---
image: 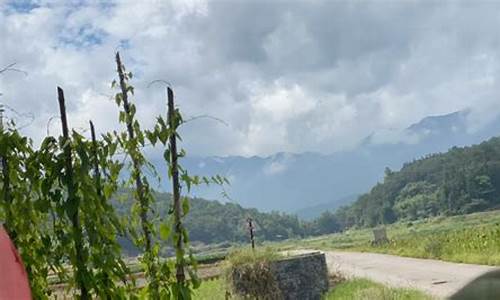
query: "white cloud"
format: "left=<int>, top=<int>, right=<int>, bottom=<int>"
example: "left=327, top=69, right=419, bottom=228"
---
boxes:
left=263, top=161, right=287, bottom=175
left=2, top=1, right=500, bottom=156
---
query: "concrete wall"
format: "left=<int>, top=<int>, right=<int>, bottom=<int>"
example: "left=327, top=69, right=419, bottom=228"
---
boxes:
left=232, top=252, right=329, bottom=300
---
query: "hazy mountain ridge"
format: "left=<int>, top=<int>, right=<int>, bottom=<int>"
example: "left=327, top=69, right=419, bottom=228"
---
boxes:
left=160, top=110, right=500, bottom=218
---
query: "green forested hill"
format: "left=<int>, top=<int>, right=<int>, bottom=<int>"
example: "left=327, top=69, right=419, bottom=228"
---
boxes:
left=334, top=137, right=500, bottom=229
left=115, top=136, right=500, bottom=250
left=113, top=190, right=306, bottom=253
left=182, top=195, right=305, bottom=243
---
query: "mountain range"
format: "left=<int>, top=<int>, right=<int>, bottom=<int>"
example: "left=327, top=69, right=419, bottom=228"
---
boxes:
left=156, top=110, right=500, bottom=219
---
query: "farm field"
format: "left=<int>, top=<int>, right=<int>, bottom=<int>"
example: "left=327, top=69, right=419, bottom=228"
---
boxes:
left=270, top=210, right=500, bottom=266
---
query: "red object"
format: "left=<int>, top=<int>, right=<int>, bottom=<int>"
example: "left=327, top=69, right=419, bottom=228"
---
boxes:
left=0, top=225, right=32, bottom=300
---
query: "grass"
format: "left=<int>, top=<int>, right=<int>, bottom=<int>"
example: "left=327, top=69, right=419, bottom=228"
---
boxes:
left=194, top=278, right=432, bottom=300
left=270, top=210, right=500, bottom=266
left=225, top=246, right=281, bottom=268
left=194, top=279, right=227, bottom=300
left=325, top=278, right=433, bottom=300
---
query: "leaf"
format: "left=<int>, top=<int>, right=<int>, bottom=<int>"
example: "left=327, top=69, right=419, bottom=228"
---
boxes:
left=119, top=111, right=126, bottom=123
left=115, top=93, right=122, bottom=105
left=182, top=197, right=190, bottom=216
left=163, top=149, right=171, bottom=163
left=159, top=222, right=171, bottom=240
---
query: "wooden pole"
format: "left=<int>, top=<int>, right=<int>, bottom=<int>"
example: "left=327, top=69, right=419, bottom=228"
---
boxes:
left=247, top=218, right=255, bottom=250
left=89, top=121, right=102, bottom=198
left=115, top=52, right=158, bottom=297
left=115, top=52, right=153, bottom=254
left=57, top=87, right=89, bottom=300
left=167, top=87, right=186, bottom=283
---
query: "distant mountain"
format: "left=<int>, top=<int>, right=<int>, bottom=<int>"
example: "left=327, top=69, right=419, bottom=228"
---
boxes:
left=295, top=194, right=358, bottom=220
left=170, top=152, right=377, bottom=213
left=155, top=110, right=500, bottom=216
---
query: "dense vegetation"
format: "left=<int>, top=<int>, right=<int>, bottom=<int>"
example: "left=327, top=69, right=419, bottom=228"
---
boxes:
left=0, top=53, right=224, bottom=299
left=331, top=137, right=500, bottom=229
left=115, top=190, right=310, bottom=253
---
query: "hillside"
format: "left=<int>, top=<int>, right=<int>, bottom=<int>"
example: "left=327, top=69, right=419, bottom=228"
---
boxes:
left=334, top=136, right=500, bottom=229
left=113, top=190, right=306, bottom=255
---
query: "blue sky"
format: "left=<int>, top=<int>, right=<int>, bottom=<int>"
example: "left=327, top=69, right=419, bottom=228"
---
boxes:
left=2, top=0, right=500, bottom=156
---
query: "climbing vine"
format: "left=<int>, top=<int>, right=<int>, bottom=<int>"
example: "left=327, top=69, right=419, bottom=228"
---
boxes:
left=0, top=53, right=227, bottom=299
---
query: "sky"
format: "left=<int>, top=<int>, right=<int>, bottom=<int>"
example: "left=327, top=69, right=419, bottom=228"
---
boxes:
left=1, top=0, right=500, bottom=157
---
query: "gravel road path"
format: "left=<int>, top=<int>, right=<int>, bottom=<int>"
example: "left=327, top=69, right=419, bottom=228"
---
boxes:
left=291, top=250, right=498, bottom=298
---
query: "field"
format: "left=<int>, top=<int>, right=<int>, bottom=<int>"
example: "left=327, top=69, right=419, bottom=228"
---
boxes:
left=270, top=210, right=500, bottom=266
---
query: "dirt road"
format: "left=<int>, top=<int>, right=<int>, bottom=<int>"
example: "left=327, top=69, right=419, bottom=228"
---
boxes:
left=292, top=250, right=498, bottom=298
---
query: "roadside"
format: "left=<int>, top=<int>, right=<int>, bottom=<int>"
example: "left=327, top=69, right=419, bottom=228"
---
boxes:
left=272, top=210, right=500, bottom=266
left=292, top=249, right=497, bottom=299
left=324, top=278, right=432, bottom=300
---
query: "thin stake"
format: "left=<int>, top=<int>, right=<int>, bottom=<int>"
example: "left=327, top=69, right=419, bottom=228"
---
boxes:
left=247, top=217, right=255, bottom=250
left=89, top=121, right=102, bottom=198
left=57, top=87, right=89, bottom=300
left=167, top=87, right=185, bottom=283
left=115, top=52, right=158, bottom=296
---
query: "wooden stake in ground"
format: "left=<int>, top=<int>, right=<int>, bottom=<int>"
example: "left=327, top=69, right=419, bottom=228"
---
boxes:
left=167, top=87, right=186, bottom=283
left=115, top=52, right=159, bottom=297
left=247, top=217, right=255, bottom=250
left=57, top=87, right=89, bottom=300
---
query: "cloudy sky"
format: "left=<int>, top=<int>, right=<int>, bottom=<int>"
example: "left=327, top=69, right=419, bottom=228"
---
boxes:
left=1, top=0, right=500, bottom=156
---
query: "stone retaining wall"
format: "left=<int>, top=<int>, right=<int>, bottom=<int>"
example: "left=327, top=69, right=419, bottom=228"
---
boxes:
left=232, top=252, right=329, bottom=300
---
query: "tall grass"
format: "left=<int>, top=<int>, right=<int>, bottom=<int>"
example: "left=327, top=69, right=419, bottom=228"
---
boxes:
left=194, top=279, right=227, bottom=300
left=272, top=210, right=500, bottom=266
left=325, top=278, right=433, bottom=300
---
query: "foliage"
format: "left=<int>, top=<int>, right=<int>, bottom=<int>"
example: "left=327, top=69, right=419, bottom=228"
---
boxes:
left=310, top=211, right=341, bottom=235
left=0, top=121, right=54, bottom=298
left=0, top=96, right=130, bottom=298
left=112, top=190, right=311, bottom=254
left=333, top=137, right=500, bottom=229
left=0, top=53, right=224, bottom=299
left=112, top=52, right=166, bottom=298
